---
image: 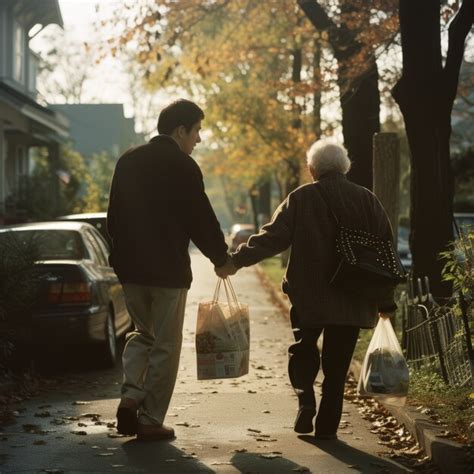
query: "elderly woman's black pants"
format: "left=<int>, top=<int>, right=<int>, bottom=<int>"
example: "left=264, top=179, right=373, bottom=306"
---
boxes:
left=288, top=307, right=360, bottom=435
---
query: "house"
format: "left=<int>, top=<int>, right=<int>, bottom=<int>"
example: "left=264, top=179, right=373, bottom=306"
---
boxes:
left=50, top=104, right=145, bottom=161
left=0, top=0, right=69, bottom=224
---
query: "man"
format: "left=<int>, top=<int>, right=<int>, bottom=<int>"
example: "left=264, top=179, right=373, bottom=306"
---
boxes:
left=217, top=139, right=395, bottom=440
left=107, top=99, right=229, bottom=441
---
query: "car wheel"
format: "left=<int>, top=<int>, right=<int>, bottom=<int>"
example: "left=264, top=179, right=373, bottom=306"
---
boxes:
left=100, top=308, right=117, bottom=368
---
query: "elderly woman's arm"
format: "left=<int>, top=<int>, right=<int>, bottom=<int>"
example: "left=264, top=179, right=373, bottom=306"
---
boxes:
left=232, top=193, right=296, bottom=269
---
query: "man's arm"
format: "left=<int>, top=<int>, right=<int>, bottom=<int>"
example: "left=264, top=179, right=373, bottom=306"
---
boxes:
left=183, top=162, right=228, bottom=267
left=231, top=193, right=296, bottom=269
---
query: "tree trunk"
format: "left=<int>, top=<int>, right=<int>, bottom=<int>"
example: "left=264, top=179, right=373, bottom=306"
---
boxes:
left=392, top=0, right=473, bottom=297
left=297, top=0, right=380, bottom=190
left=373, top=133, right=400, bottom=243
left=313, top=36, right=322, bottom=137
left=340, top=58, right=380, bottom=190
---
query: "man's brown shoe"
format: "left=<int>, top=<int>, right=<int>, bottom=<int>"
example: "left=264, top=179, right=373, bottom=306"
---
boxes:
left=116, top=398, right=139, bottom=435
left=137, top=423, right=175, bottom=441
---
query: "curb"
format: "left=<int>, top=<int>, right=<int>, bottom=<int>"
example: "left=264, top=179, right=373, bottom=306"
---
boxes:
left=350, top=359, right=474, bottom=474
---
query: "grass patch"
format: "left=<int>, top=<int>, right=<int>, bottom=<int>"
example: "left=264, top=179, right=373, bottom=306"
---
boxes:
left=408, top=367, right=474, bottom=444
left=259, top=256, right=285, bottom=289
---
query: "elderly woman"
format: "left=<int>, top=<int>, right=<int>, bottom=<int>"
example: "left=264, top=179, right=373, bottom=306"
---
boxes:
left=218, top=139, right=395, bottom=440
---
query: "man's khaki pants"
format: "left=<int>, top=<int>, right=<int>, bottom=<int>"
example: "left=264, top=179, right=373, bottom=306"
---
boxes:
left=121, top=284, right=188, bottom=425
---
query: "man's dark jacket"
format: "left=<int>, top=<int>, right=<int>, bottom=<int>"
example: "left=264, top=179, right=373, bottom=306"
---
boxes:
left=232, top=173, right=396, bottom=329
left=107, top=135, right=228, bottom=288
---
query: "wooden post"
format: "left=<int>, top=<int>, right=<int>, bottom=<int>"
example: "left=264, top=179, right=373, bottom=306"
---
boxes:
left=373, top=132, right=400, bottom=245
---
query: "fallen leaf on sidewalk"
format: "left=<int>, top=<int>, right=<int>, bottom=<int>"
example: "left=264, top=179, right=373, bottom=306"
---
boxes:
left=72, top=401, right=91, bottom=406
left=176, top=422, right=190, bottom=427
left=292, top=467, right=310, bottom=472
left=96, top=453, right=114, bottom=456
left=33, top=440, right=47, bottom=445
left=259, top=453, right=282, bottom=459
left=22, top=424, right=43, bottom=434
left=233, top=448, right=247, bottom=453
left=35, top=411, right=51, bottom=418
left=247, top=390, right=257, bottom=394
left=70, top=430, right=87, bottom=435
left=247, top=428, right=261, bottom=433
left=165, top=459, right=176, bottom=462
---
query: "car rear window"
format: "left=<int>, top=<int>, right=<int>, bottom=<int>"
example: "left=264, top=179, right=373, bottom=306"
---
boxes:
left=0, top=230, right=87, bottom=260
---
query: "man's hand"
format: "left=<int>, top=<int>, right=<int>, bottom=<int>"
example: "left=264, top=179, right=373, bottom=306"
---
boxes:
left=215, top=256, right=238, bottom=279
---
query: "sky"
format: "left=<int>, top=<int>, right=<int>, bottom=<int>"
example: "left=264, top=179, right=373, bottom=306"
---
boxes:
left=30, top=0, right=166, bottom=135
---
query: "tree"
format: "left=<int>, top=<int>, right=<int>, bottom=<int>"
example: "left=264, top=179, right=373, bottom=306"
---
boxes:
left=392, top=0, right=474, bottom=296
left=298, top=0, right=398, bottom=189
left=106, top=1, right=325, bottom=195
left=34, top=26, right=95, bottom=103
left=89, top=152, right=116, bottom=211
left=23, top=146, right=100, bottom=219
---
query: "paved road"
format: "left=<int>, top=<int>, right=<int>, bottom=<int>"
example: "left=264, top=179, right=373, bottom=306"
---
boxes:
left=0, top=250, right=410, bottom=473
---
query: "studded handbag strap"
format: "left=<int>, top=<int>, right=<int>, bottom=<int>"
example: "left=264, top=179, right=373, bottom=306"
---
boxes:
left=315, top=183, right=340, bottom=225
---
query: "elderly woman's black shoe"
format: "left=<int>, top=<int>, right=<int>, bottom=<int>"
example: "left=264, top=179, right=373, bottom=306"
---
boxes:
left=294, top=406, right=316, bottom=434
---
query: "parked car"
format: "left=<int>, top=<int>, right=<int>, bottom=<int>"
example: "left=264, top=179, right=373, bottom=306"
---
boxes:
left=229, top=224, right=255, bottom=251
left=56, top=212, right=111, bottom=248
left=0, top=221, right=130, bottom=367
left=396, top=213, right=474, bottom=272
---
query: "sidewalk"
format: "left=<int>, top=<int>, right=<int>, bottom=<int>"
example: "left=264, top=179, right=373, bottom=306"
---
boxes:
left=0, top=251, right=409, bottom=473
left=255, top=263, right=474, bottom=474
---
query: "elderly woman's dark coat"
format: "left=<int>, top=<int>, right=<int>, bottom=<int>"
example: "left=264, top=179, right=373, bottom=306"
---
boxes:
left=232, top=172, right=395, bottom=329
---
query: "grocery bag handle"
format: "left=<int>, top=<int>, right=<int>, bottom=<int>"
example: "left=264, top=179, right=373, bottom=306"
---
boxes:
left=213, top=278, right=240, bottom=309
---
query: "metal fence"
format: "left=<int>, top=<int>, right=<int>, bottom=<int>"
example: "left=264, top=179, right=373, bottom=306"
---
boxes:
left=401, top=277, right=473, bottom=388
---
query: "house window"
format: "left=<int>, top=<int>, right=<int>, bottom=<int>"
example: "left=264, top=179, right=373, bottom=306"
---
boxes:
left=14, top=22, right=25, bottom=83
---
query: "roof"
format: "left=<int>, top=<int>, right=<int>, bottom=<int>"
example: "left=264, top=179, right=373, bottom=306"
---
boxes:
left=0, top=221, right=94, bottom=232
left=0, top=81, right=69, bottom=140
left=12, top=0, right=63, bottom=29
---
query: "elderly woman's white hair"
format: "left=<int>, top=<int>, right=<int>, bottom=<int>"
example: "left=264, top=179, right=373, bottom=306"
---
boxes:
left=306, top=139, right=351, bottom=178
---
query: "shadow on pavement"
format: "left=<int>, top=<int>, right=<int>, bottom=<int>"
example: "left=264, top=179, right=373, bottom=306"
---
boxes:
left=298, top=435, right=405, bottom=473
left=12, top=338, right=126, bottom=375
left=122, top=438, right=215, bottom=473
left=231, top=451, right=307, bottom=473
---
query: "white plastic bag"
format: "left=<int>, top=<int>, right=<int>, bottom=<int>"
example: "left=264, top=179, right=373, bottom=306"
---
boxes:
left=357, top=317, right=409, bottom=406
left=195, top=278, right=250, bottom=380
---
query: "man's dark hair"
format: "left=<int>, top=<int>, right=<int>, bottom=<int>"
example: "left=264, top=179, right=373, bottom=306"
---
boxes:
left=157, top=99, right=204, bottom=135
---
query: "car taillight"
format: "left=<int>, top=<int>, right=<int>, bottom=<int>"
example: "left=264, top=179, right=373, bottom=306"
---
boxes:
left=47, top=282, right=91, bottom=304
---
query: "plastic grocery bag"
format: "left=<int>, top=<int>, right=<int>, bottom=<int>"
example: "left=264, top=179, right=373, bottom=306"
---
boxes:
left=357, top=317, right=409, bottom=406
left=195, top=278, right=250, bottom=380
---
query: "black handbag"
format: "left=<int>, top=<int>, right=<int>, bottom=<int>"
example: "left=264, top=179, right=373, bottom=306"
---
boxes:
left=316, top=185, right=407, bottom=301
